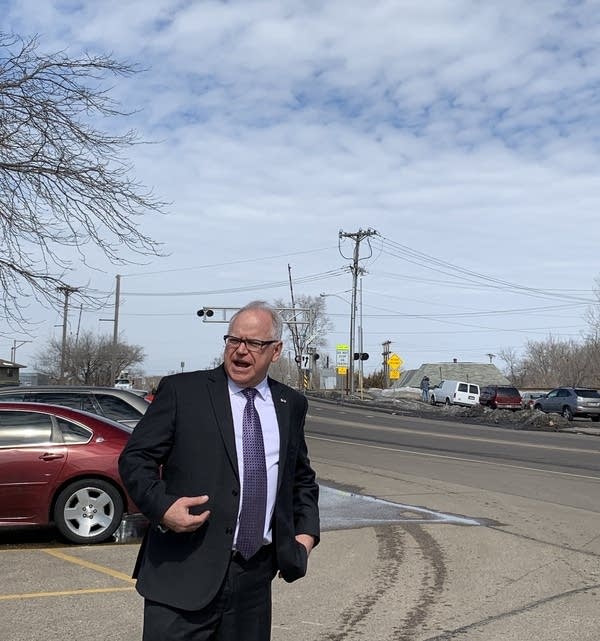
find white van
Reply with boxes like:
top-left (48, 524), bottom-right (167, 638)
top-left (429, 380), bottom-right (480, 407)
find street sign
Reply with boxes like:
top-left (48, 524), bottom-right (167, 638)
top-left (300, 354), bottom-right (311, 370)
top-left (387, 353), bottom-right (403, 369)
top-left (337, 367), bottom-right (347, 375)
top-left (389, 370), bottom-right (400, 380)
top-left (336, 344), bottom-right (350, 366)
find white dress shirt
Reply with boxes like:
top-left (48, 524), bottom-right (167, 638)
top-left (228, 377), bottom-right (280, 547)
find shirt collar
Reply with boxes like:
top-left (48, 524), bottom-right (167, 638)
top-left (227, 376), bottom-right (269, 401)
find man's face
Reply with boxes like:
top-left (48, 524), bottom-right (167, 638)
top-left (223, 309), bottom-right (282, 388)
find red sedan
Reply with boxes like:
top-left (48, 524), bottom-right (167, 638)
top-left (0, 402), bottom-right (139, 544)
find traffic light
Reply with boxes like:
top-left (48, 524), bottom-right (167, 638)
top-left (353, 353), bottom-right (369, 360)
top-left (313, 353), bottom-right (320, 361)
top-left (197, 308), bottom-right (214, 317)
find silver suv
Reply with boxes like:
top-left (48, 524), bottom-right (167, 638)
top-left (533, 387), bottom-right (600, 422)
top-left (0, 385), bottom-right (149, 427)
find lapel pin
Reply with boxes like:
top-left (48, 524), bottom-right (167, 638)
top-left (280, 398), bottom-right (287, 403)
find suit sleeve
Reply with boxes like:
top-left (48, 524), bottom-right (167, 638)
top-left (118, 376), bottom-right (180, 524)
top-left (292, 397), bottom-right (320, 544)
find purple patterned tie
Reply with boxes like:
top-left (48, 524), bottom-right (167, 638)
top-left (236, 388), bottom-right (267, 560)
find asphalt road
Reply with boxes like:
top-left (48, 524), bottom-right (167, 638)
top-left (286, 398), bottom-right (600, 640)
top-left (305, 398), bottom-right (600, 511)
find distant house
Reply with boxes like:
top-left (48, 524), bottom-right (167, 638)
top-left (0, 359), bottom-right (26, 387)
top-left (398, 362), bottom-right (511, 389)
top-left (19, 371), bottom-right (51, 387)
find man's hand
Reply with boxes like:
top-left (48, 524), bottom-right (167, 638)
top-left (160, 496), bottom-right (211, 533)
top-left (295, 533), bottom-right (315, 555)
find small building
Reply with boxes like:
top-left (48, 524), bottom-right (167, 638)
top-left (19, 371), bottom-right (51, 387)
top-left (398, 362), bottom-right (511, 389)
top-left (0, 359), bottom-right (26, 387)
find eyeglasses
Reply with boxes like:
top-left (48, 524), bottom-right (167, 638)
top-left (223, 335), bottom-right (280, 353)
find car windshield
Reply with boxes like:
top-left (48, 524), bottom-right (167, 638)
top-left (500, 387), bottom-right (520, 396)
top-left (574, 389), bottom-right (600, 398)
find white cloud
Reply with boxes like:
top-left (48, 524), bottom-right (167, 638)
top-left (2, 0), bottom-right (600, 376)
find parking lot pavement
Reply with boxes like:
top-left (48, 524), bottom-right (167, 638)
top-left (0, 483), bottom-right (483, 641)
top-left (3, 462), bottom-right (598, 641)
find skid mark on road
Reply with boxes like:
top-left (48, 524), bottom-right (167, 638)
top-left (321, 525), bottom-right (406, 640)
top-left (419, 582), bottom-right (600, 641)
top-left (393, 525), bottom-right (447, 641)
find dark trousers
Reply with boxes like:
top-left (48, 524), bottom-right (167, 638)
top-left (142, 546), bottom-right (276, 641)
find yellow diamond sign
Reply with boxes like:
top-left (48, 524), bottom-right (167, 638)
top-left (387, 353), bottom-right (403, 369)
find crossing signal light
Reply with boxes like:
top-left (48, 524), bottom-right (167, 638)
top-left (353, 352), bottom-right (369, 361)
top-left (197, 308), bottom-right (214, 317)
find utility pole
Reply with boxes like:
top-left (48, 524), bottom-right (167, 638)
top-left (57, 285), bottom-right (78, 382)
top-left (338, 228), bottom-right (377, 395)
top-left (382, 340), bottom-right (392, 386)
top-left (287, 264), bottom-right (303, 388)
top-left (10, 340), bottom-right (31, 363)
top-left (358, 271), bottom-right (364, 398)
top-left (113, 274), bottom-right (121, 345)
top-left (100, 274), bottom-right (122, 385)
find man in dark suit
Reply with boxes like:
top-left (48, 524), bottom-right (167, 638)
top-left (119, 300), bottom-right (320, 641)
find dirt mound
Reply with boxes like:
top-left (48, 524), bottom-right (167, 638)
top-left (313, 389), bottom-right (570, 431)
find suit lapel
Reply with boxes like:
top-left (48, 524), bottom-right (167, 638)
top-left (207, 366), bottom-right (239, 479)
top-left (269, 378), bottom-right (291, 492)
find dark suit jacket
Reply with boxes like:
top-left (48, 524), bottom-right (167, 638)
top-left (118, 365), bottom-right (320, 611)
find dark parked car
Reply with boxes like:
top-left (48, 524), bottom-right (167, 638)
top-left (479, 385), bottom-right (522, 410)
top-left (0, 402), bottom-right (138, 543)
top-left (0, 386), bottom-right (149, 427)
top-left (533, 387), bottom-right (600, 422)
top-left (521, 391), bottom-right (546, 409)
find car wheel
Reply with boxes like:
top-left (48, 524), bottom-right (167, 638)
top-left (533, 404), bottom-right (543, 411)
top-left (430, 396), bottom-right (436, 406)
top-left (561, 406), bottom-right (574, 422)
top-left (53, 479), bottom-right (124, 544)
top-left (445, 398), bottom-right (451, 406)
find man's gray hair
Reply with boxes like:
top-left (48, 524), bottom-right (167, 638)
top-left (228, 301), bottom-right (283, 340)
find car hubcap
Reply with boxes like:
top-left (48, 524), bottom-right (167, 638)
top-left (63, 487), bottom-right (115, 538)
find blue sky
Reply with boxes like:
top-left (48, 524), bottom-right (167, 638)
top-left (2, 0), bottom-right (600, 377)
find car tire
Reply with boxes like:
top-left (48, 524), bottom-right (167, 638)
top-left (561, 406), bottom-right (574, 422)
top-left (430, 396), bottom-right (436, 406)
top-left (591, 416), bottom-right (600, 422)
top-left (54, 479), bottom-right (124, 544)
top-left (445, 398), bottom-right (451, 406)
top-left (533, 404), bottom-right (543, 411)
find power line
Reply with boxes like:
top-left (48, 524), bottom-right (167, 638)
top-left (120, 246), bottom-right (337, 278)
top-left (376, 235), bottom-right (594, 304)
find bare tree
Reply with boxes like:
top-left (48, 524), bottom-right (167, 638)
top-left (274, 295), bottom-right (333, 387)
top-left (498, 347), bottom-right (525, 386)
top-left (274, 295), bottom-right (333, 353)
top-left (0, 33), bottom-right (166, 334)
top-left (34, 331), bottom-right (144, 385)
top-left (519, 335), bottom-right (587, 388)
